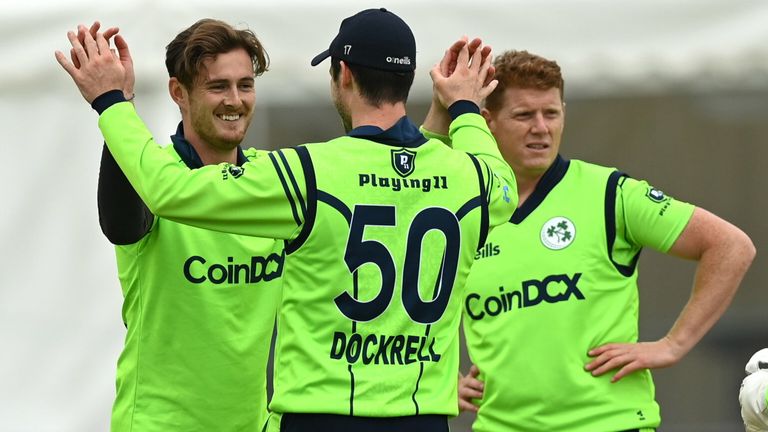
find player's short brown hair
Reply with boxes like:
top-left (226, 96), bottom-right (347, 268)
top-left (165, 19), bottom-right (269, 88)
top-left (485, 50), bottom-right (564, 111)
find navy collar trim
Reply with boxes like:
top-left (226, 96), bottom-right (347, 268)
top-left (170, 122), bottom-right (247, 169)
top-left (347, 116), bottom-right (428, 148)
top-left (510, 155), bottom-right (570, 224)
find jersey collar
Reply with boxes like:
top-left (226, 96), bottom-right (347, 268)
top-left (171, 122), bottom-right (247, 169)
top-left (510, 154), bottom-right (570, 224)
top-left (347, 116), bottom-right (428, 148)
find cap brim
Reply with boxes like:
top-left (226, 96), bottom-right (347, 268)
top-left (311, 50), bottom-right (331, 66)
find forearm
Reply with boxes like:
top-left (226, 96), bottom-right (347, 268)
top-left (421, 97), bottom-right (452, 142)
top-left (97, 143), bottom-right (153, 244)
top-left (97, 98), bottom-right (301, 240)
top-left (665, 218), bottom-right (755, 356)
top-left (448, 104), bottom-right (517, 222)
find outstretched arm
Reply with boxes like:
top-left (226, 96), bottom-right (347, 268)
top-left (586, 207), bottom-right (755, 382)
top-left (430, 37), bottom-right (516, 226)
top-left (56, 26), bottom-right (305, 240)
top-left (70, 22), bottom-right (151, 244)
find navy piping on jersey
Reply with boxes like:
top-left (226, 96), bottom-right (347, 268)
top-left (411, 362), bottom-right (425, 415)
top-left (605, 171), bottom-right (641, 277)
top-left (285, 146), bottom-right (317, 255)
top-left (466, 153), bottom-right (490, 250)
top-left (96, 120), bottom-right (248, 246)
top-left (510, 155), bottom-right (570, 224)
top-left (279, 150), bottom-right (307, 217)
top-left (317, 191), bottom-right (352, 224)
top-left (270, 152), bottom-right (302, 227)
top-left (347, 364), bottom-right (356, 416)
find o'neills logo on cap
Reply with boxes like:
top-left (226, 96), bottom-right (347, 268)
top-left (386, 56), bottom-right (411, 65)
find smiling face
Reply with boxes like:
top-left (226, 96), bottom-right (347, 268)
top-left (483, 86), bottom-right (565, 182)
top-left (177, 48), bottom-right (256, 152)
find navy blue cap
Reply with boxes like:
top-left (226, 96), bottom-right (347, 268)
top-left (311, 8), bottom-right (416, 72)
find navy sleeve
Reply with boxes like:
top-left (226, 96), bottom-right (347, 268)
top-left (97, 143), bottom-right (154, 245)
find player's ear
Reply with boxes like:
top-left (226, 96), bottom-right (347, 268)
top-left (168, 77), bottom-right (186, 108)
top-left (339, 60), bottom-right (354, 88)
top-left (481, 108), bottom-right (495, 132)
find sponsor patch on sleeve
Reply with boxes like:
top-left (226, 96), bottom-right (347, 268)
top-left (646, 187), bottom-right (666, 203)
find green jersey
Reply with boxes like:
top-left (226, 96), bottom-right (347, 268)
top-left (111, 143), bottom-right (283, 432)
top-left (98, 102), bottom-right (517, 418)
top-left (462, 157), bottom-right (694, 432)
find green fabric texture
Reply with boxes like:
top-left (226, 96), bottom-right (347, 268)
top-left (100, 102), bottom-right (518, 418)
top-left (462, 160), bottom-right (693, 432)
top-left (111, 144), bottom-right (283, 432)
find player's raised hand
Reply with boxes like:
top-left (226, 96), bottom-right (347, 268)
top-left (458, 364), bottom-right (484, 413)
top-left (55, 24), bottom-right (126, 103)
top-left (585, 337), bottom-right (683, 382)
top-left (70, 22), bottom-right (135, 100)
top-left (440, 37), bottom-right (495, 85)
top-left (430, 37), bottom-right (498, 109)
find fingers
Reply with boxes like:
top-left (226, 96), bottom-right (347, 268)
top-left (67, 30), bottom-right (89, 67)
top-left (587, 351), bottom-right (632, 377)
top-left (611, 361), bottom-right (642, 383)
top-left (54, 50), bottom-right (78, 78)
top-left (477, 51), bottom-right (491, 85)
top-left (70, 47), bottom-right (80, 69)
top-left (457, 369), bottom-right (483, 413)
top-left (114, 35), bottom-right (132, 62)
top-left (429, 63), bottom-right (443, 82)
top-left (103, 26), bottom-right (120, 42)
top-left (439, 48), bottom-right (454, 77)
top-left (455, 41), bottom-right (470, 71)
top-left (459, 398), bottom-right (480, 413)
top-left (87, 21), bottom-right (101, 38)
top-left (469, 42), bottom-right (485, 71)
top-left (585, 342), bottom-right (656, 382)
top-left (467, 38), bottom-right (482, 56)
top-left (79, 24), bottom-right (100, 58)
top-left (468, 364), bottom-right (481, 378)
top-left (96, 31), bottom-right (112, 57)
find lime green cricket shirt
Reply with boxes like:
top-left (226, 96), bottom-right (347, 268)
top-left (99, 102), bottom-right (517, 417)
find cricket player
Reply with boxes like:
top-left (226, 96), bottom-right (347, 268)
top-left (57, 8), bottom-right (517, 431)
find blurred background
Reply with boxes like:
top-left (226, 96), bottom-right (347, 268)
top-left (1, 0), bottom-right (766, 430)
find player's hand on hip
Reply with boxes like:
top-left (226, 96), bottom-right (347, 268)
top-left (458, 364), bottom-right (484, 413)
top-left (585, 337), bottom-right (683, 382)
top-left (55, 23), bottom-right (126, 104)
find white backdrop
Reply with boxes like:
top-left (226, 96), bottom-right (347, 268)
top-left (1, 0), bottom-right (767, 430)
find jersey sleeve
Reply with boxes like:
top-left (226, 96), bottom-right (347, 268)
top-left (98, 102), bottom-right (305, 240)
top-left (419, 126), bottom-right (450, 146)
top-left (448, 113), bottom-right (517, 227)
top-left (617, 177), bottom-right (695, 253)
top-left (97, 143), bottom-right (154, 245)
